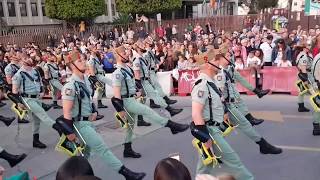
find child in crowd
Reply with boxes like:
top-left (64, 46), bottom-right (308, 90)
top-left (177, 53), bottom-right (188, 70)
top-left (247, 50), bottom-right (261, 77)
top-left (235, 56), bottom-right (244, 70)
top-left (277, 58), bottom-right (292, 67)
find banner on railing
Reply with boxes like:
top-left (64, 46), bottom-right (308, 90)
top-left (178, 70), bottom-right (200, 95)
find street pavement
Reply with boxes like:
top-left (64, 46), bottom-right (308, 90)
top-left (1, 95), bottom-right (320, 180)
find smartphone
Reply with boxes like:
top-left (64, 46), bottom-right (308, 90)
top-left (169, 153), bottom-right (180, 161)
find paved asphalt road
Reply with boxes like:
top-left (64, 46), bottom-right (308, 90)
top-left (1, 95), bottom-right (320, 180)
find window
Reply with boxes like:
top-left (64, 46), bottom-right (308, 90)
top-left (7, 2), bottom-right (16, 17)
top-left (31, 2), bottom-right (38, 16)
top-left (111, 4), bottom-right (115, 16)
top-left (41, 3), bottom-right (45, 16)
top-left (105, 4), bottom-right (108, 16)
top-left (19, 2), bottom-right (27, 16)
top-left (0, 2), bottom-right (4, 17)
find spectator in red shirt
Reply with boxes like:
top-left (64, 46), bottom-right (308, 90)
top-left (312, 34), bottom-right (320, 57)
top-left (156, 25), bottom-right (165, 39)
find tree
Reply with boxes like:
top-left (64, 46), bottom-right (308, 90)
top-left (45, 0), bottom-right (105, 23)
top-left (116, 0), bottom-right (182, 14)
top-left (240, 0), bottom-right (278, 14)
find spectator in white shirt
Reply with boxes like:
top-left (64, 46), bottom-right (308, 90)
top-left (126, 27), bottom-right (135, 40)
top-left (247, 50), bottom-right (262, 78)
top-left (259, 35), bottom-right (273, 66)
top-left (177, 53), bottom-right (188, 70)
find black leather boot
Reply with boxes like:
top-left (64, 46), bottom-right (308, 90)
top-left (163, 96), bottom-right (177, 105)
top-left (165, 106), bottom-right (183, 117)
top-left (96, 114), bottom-right (104, 120)
top-left (18, 117), bottom-right (30, 124)
top-left (0, 150), bottom-right (27, 167)
top-left (52, 101), bottom-right (62, 109)
top-left (256, 138), bottom-right (282, 154)
top-left (298, 103), bottom-right (310, 112)
top-left (0, 115), bottom-right (15, 126)
top-left (123, 143), bottom-right (141, 158)
top-left (0, 101), bottom-right (6, 108)
top-left (165, 120), bottom-right (189, 134)
top-left (98, 100), bottom-right (108, 108)
top-left (33, 134), bottom-right (47, 149)
top-left (313, 123), bottom-right (320, 136)
top-left (137, 115), bottom-right (151, 126)
top-left (253, 88), bottom-right (270, 98)
top-left (118, 166), bottom-right (146, 180)
top-left (150, 99), bottom-right (161, 108)
top-left (245, 113), bottom-right (264, 126)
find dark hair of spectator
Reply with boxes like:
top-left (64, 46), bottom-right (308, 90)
top-left (56, 156), bottom-right (94, 180)
top-left (154, 158), bottom-right (191, 180)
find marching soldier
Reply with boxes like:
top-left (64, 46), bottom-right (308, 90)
top-left (43, 53), bottom-right (63, 109)
top-left (59, 51), bottom-right (146, 180)
top-left (11, 55), bottom-right (55, 149)
top-left (4, 53), bottom-right (30, 123)
top-left (0, 147), bottom-right (26, 168)
top-left (87, 50), bottom-right (111, 109)
top-left (190, 50), bottom-right (254, 179)
top-left (216, 51), bottom-right (282, 154)
top-left (223, 52), bottom-right (267, 126)
top-left (111, 46), bottom-right (189, 159)
top-left (143, 37), bottom-right (178, 105)
top-left (132, 41), bottom-right (182, 117)
top-left (311, 53), bottom-right (320, 135)
top-left (296, 43), bottom-right (313, 112)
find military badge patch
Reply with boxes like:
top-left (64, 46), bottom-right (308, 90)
top-left (65, 88), bottom-right (73, 96)
top-left (198, 90), bottom-right (204, 98)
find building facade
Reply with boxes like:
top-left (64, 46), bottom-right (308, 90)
top-left (0, 0), bottom-right (118, 26)
top-left (0, 0), bottom-right (237, 26)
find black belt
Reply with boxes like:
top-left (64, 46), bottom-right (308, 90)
top-left (121, 94), bottom-right (135, 98)
top-left (21, 94), bottom-right (38, 98)
top-left (206, 120), bottom-right (220, 126)
top-left (141, 77), bottom-right (149, 80)
top-left (72, 117), bottom-right (89, 121)
top-left (150, 68), bottom-right (155, 71)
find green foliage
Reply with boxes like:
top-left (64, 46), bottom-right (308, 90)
top-left (112, 13), bottom-right (134, 24)
top-left (116, 0), bottom-right (182, 14)
top-left (257, 0), bottom-right (278, 10)
top-left (45, 0), bottom-right (105, 22)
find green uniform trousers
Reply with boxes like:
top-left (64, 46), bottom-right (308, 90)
top-left (74, 121), bottom-right (123, 171)
top-left (49, 79), bottom-right (63, 101)
top-left (227, 103), bottom-right (262, 142)
top-left (313, 112), bottom-right (320, 124)
top-left (150, 71), bottom-right (166, 97)
top-left (234, 71), bottom-right (255, 92)
top-left (94, 74), bottom-right (112, 101)
top-left (233, 89), bottom-right (250, 116)
top-left (196, 125), bottom-right (254, 180)
top-left (123, 97), bottom-right (168, 143)
top-left (142, 80), bottom-right (167, 108)
top-left (24, 97), bottom-right (55, 134)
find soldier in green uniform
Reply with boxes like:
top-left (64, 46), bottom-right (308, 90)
top-left (311, 53), bottom-right (320, 135)
top-left (221, 51), bottom-right (268, 126)
top-left (296, 44), bottom-right (313, 112)
top-left (59, 51), bottom-right (146, 180)
top-left (11, 55), bottom-right (55, 149)
top-left (216, 51), bottom-right (282, 154)
top-left (87, 50), bottom-right (111, 109)
top-left (131, 41), bottom-right (182, 117)
top-left (4, 53), bottom-right (30, 123)
top-left (143, 38), bottom-right (178, 105)
top-left (43, 53), bottom-right (63, 109)
top-left (190, 50), bottom-right (254, 180)
top-left (111, 46), bottom-right (189, 159)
